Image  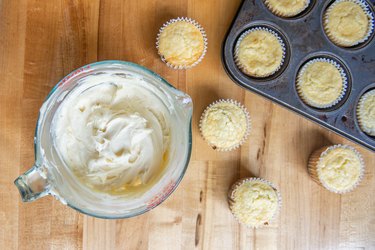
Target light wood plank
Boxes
[0,0,27,249]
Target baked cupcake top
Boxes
[157,20,205,67]
[264,0,309,17]
[317,146,363,192]
[324,0,371,47]
[200,100,249,150]
[357,89,375,136]
[230,180,279,227]
[297,60,344,108]
[235,29,284,78]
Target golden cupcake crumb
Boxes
[200,101,248,150]
[297,60,343,108]
[358,90,375,136]
[158,21,205,67]
[264,0,309,17]
[318,147,362,192]
[230,180,279,227]
[324,1,370,47]
[236,29,283,78]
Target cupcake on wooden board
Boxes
[156,17,207,69]
[234,27,286,78]
[357,89,375,136]
[296,58,347,109]
[323,0,374,47]
[228,178,282,228]
[264,0,310,17]
[199,99,251,151]
[308,145,365,194]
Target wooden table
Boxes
[1,0,374,249]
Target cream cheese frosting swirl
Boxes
[52,73,171,194]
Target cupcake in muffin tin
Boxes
[296,57,348,109]
[234,27,286,78]
[357,89,375,136]
[264,0,310,18]
[323,0,374,47]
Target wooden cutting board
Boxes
[0,0,374,249]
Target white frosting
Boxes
[52,72,171,194]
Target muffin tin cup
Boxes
[234,27,287,78]
[323,0,374,47]
[357,89,375,136]
[156,17,208,70]
[296,57,348,109]
[228,177,282,228]
[264,0,311,18]
[307,144,365,194]
[199,99,251,152]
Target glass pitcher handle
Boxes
[14,166,50,202]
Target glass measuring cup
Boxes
[14,61,193,219]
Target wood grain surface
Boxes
[1,0,374,249]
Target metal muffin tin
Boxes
[222,0,375,151]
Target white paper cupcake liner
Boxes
[199,99,251,152]
[228,177,282,228]
[357,89,375,136]
[234,27,286,78]
[308,144,365,194]
[296,57,348,109]
[264,0,310,17]
[324,0,374,47]
[156,17,208,70]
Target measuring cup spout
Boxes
[14,166,50,202]
[174,90,193,118]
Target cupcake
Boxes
[308,145,365,194]
[228,178,282,228]
[156,17,207,69]
[199,99,250,151]
[357,89,375,136]
[296,58,347,108]
[234,27,285,78]
[264,0,310,17]
[324,0,374,47]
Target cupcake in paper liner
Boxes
[228,177,282,228]
[307,144,365,194]
[296,58,347,109]
[357,89,375,136]
[324,0,374,47]
[264,0,310,17]
[156,17,207,69]
[234,27,286,78]
[199,99,251,151]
